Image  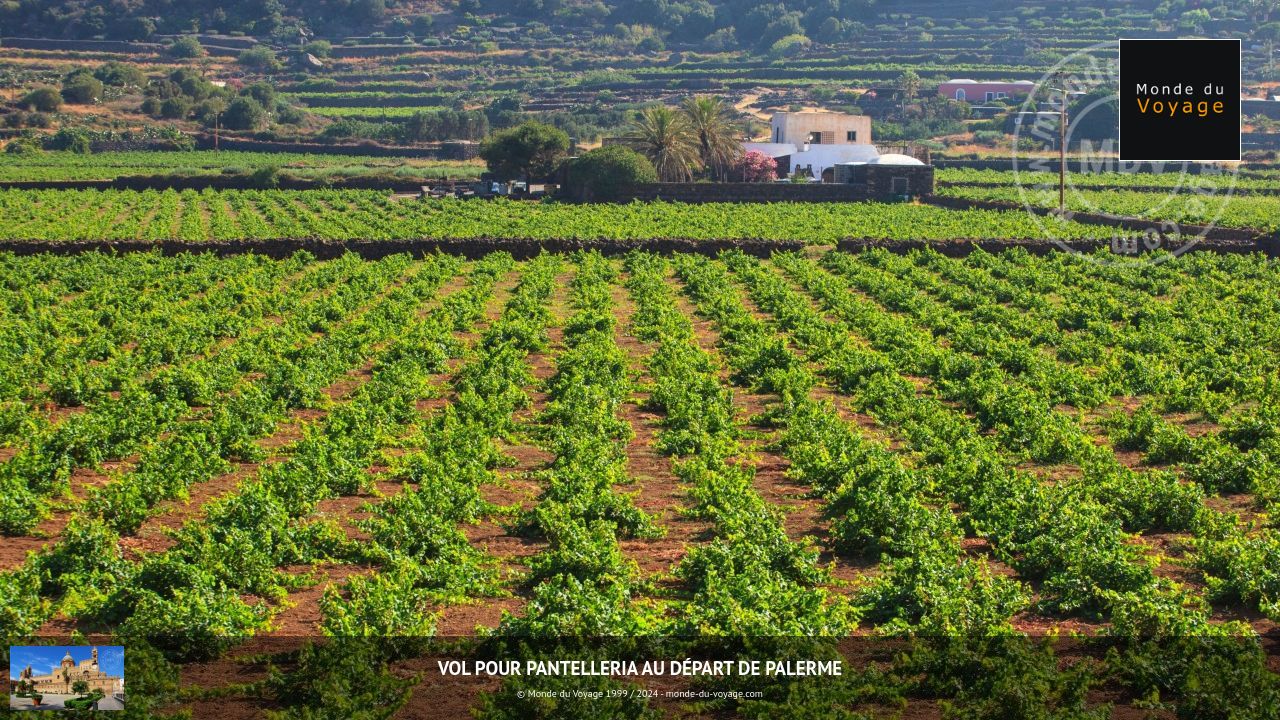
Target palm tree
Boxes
[680,95,742,181]
[624,106,701,182]
[895,70,921,119]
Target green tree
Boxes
[680,95,742,181]
[159,96,191,119]
[195,97,228,126]
[168,36,204,59]
[815,17,845,43]
[623,106,700,182]
[222,97,267,131]
[22,86,62,112]
[479,121,570,182]
[241,82,277,110]
[1068,87,1118,144]
[167,68,216,102]
[895,70,921,118]
[119,16,156,41]
[562,145,657,201]
[71,680,89,695]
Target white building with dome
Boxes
[832,152,932,197]
[743,110,880,180]
[743,111,931,190]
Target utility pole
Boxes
[1060,90,1066,214]
[1050,71,1068,215]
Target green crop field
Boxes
[938,183,1280,232]
[0,190,1124,242]
[2,247,1280,716]
[0,151,483,182]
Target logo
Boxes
[1011,41,1239,264]
[1119,38,1241,162]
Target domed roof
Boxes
[868,153,925,166]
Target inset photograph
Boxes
[9,646,124,712]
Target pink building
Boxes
[936,79,1035,103]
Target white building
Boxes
[833,154,928,193]
[743,111,879,181]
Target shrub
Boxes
[734,150,777,182]
[561,145,656,202]
[4,137,43,154]
[159,97,191,119]
[238,46,282,72]
[768,33,811,59]
[193,98,227,126]
[222,97,267,131]
[4,111,51,129]
[637,35,664,52]
[22,86,62,112]
[276,105,306,124]
[64,696,97,710]
[62,75,104,104]
[303,40,332,57]
[240,82,276,109]
[94,61,148,88]
[46,128,93,154]
[167,36,204,58]
[249,165,281,188]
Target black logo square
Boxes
[1119,38,1240,161]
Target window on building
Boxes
[807,131,822,144]
[891,177,910,194]
[955,88,966,101]
[985,91,995,101]
[846,131,857,141]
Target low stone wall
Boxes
[190,134,478,160]
[618,183,869,203]
[0,36,242,57]
[0,176,431,192]
[1244,100,1280,120]
[922,194,1266,242]
[294,94,451,108]
[0,237,804,260]
[1243,132,1280,150]
[939,181,1280,197]
[838,236,1277,258]
[932,158,1244,174]
[1,37,160,53]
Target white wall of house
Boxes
[743,142,880,179]
[769,112,872,145]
